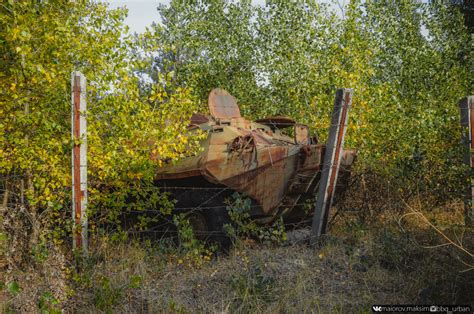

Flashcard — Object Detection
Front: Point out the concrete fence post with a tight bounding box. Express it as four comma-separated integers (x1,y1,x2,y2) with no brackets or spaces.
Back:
459,96,474,227
71,71,88,255
311,88,353,244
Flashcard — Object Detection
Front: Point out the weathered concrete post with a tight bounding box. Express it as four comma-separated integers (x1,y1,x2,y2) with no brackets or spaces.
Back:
310,88,353,244
71,71,88,255
459,96,474,227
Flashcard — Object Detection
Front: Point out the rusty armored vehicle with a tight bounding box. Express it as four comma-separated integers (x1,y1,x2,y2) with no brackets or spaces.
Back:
154,89,356,241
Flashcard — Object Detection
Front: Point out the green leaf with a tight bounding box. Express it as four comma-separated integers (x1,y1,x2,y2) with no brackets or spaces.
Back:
7,281,20,296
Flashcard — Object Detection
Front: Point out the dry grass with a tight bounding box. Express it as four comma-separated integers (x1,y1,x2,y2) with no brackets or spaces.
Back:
68,200,473,313
2,199,473,313
64,240,408,313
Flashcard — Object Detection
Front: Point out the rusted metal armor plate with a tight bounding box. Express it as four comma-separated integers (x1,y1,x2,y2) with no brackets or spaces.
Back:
256,116,295,129
208,88,241,119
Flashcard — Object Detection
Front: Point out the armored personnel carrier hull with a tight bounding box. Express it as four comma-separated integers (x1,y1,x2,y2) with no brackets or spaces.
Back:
153,89,356,240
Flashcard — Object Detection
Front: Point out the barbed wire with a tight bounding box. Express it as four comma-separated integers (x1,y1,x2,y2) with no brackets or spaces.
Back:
126,201,314,213
124,218,314,237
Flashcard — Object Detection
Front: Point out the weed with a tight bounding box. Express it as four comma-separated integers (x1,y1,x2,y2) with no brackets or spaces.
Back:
38,291,61,314
6,281,20,296
129,275,142,289
93,276,123,311
173,213,215,268
167,298,187,313
225,193,287,244
230,264,275,312
31,237,49,263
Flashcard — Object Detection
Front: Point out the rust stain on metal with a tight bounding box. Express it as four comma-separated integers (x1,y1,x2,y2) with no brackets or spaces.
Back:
256,116,295,129
189,113,209,129
295,124,310,145
208,88,241,119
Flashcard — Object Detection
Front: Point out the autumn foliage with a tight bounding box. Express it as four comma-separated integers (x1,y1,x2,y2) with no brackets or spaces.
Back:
1,0,473,311
0,0,472,284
